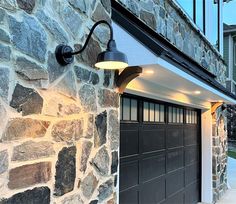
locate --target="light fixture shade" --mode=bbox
[95,40,128,70]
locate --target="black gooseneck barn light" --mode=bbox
[55,20,128,69]
[55,20,142,93]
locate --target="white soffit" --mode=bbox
[113,22,236,109]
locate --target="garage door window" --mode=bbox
[186,109,198,124]
[120,97,138,121]
[143,101,165,122]
[168,106,184,123]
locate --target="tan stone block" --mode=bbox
[2,118,50,141]
[8,162,51,189]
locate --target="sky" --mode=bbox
[223,0,236,25]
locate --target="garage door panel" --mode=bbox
[167,148,184,172]
[120,188,139,204]
[161,191,184,204]
[120,125,139,158]
[185,162,200,186]
[185,145,200,165]
[185,181,200,204]
[166,169,184,197]
[141,177,165,204]
[142,128,165,153]
[184,126,198,146]
[166,126,184,149]
[141,152,165,182]
[120,160,139,191]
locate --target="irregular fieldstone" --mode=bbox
[10,83,43,116]
[54,146,76,196]
[58,103,81,116]
[94,111,107,147]
[0,8,6,23]
[0,67,10,102]
[15,56,48,81]
[47,52,68,83]
[68,0,87,13]
[74,66,99,85]
[93,25,110,45]
[0,44,11,61]
[107,198,115,204]
[79,84,97,112]
[85,114,94,138]
[2,118,50,142]
[81,172,98,199]
[89,200,98,204]
[51,119,83,143]
[140,10,156,30]
[75,37,102,67]
[159,6,165,18]
[0,0,17,11]
[17,0,35,14]
[0,186,50,204]
[98,89,119,108]
[80,140,92,172]
[9,15,47,62]
[140,0,154,12]
[91,146,109,176]
[8,162,51,189]
[103,70,112,87]
[57,3,83,37]
[12,141,55,162]
[36,10,68,43]
[0,150,8,174]
[92,3,110,23]
[0,103,7,128]
[111,151,118,174]
[0,28,10,43]
[62,194,83,204]
[101,0,111,13]
[127,0,139,16]
[98,179,113,201]
[114,175,117,187]
[108,110,119,150]
[53,70,77,98]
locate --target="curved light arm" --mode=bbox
[66,20,113,57]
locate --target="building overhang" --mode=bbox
[112,1,236,109]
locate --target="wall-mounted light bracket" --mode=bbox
[115,66,142,94]
[55,45,74,66]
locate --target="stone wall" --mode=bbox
[115,0,227,86]
[212,104,228,202]
[0,0,118,204]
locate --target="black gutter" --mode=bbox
[111,0,236,101]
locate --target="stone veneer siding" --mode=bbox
[0,0,118,204]
[116,0,227,87]
[212,105,228,202]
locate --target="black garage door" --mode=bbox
[119,94,201,204]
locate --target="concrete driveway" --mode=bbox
[228,157,236,189]
[217,157,236,204]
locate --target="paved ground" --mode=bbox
[217,189,236,204]
[217,157,236,204]
[228,157,236,189]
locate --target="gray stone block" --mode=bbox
[9,15,47,62]
[54,146,76,196]
[36,10,68,43]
